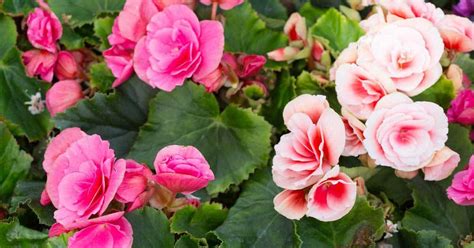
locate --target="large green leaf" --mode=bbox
[223,2,287,55]
[125,207,174,248]
[366,167,412,206]
[49,0,125,27]
[310,8,364,53]
[214,169,299,248]
[171,203,228,238]
[249,0,287,20]
[1,0,37,15]
[296,197,385,247]
[128,83,272,195]
[389,229,454,248]
[0,14,17,58]
[401,177,473,244]
[9,181,55,226]
[412,76,455,110]
[55,76,158,158]
[0,123,32,201]
[0,218,48,247]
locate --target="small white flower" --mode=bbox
[25,92,45,115]
[384,220,399,239]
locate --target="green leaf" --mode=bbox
[174,235,207,248]
[0,218,48,247]
[299,2,326,26]
[60,25,85,50]
[0,48,53,140]
[248,0,287,20]
[1,0,36,15]
[125,207,174,248]
[401,177,472,244]
[0,14,18,59]
[223,2,288,55]
[128,82,272,195]
[89,62,115,92]
[94,17,114,51]
[310,8,364,53]
[412,76,455,109]
[263,70,296,130]
[55,76,157,158]
[366,167,412,206]
[0,123,32,201]
[296,197,385,248]
[454,54,474,83]
[171,203,228,238]
[393,229,454,248]
[10,181,55,226]
[295,71,340,111]
[214,169,299,248]
[446,124,474,176]
[49,0,125,27]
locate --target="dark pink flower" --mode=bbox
[447,156,474,205]
[26,8,62,53]
[447,89,474,125]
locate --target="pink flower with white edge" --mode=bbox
[284,13,307,42]
[45,80,84,117]
[437,15,474,53]
[378,0,444,24]
[306,165,357,222]
[341,108,367,157]
[26,8,62,53]
[329,42,358,81]
[273,95,345,190]
[422,146,460,181]
[267,47,301,62]
[274,189,308,220]
[42,129,126,229]
[363,93,448,172]
[134,4,224,91]
[55,51,80,80]
[22,49,57,82]
[153,145,215,194]
[356,18,444,97]
[116,160,154,211]
[199,0,243,10]
[447,156,474,206]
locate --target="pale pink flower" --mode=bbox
[153,145,215,194]
[116,160,154,211]
[329,42,358,81]
[395,170,419,179]
[199,0,243,10]
[446,64,465,92]
[378,0,444,24]
[447,89,474,125]
[26,8,62,53]
[43,130,126,229]
[437,15,474,53]
[284,13,307,42]
[447,156,474,206]
[341,108,367,157]
[363,93,448,172]
[267,47,301,62]
[45,80,84,117]
[273,189,308,220]
[134,5,224,91]
[306,165,357,222]
[273,95,345,190]
[422,147,460,181]
[154,0,196,9]
[22,49,57,82]
[55,51,80,81]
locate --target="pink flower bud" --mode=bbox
[284,13,307,42]
[194,66,226,92]
[116,160,153,211]
[312,40,324,62]
[45,80,84,117]
[267,47,301,62]
[22,49,57,82]
[153,145,215,194]
[447,64,465,92]
[199,0,244,10]
[237,54,266,78]
[422,146,460,181]
[26,8,62,53]
[447,89,474,125]
[55,51,80,80]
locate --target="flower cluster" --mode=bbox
[41,128,214,247]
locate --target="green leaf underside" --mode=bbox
[55,76,158,158]
[128,82,272,195]
[125,207,174,248]
[297,197,385,248]
[215,169,299,248]
[49,0,125,27]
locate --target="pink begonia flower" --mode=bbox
[329,42,358,81]
[356,18,444,97]
[312,40,324,62]
[363,93,448,172]
[359,7,387,33]
[22,49,57,82]
[54,51,80,81]
[199,0,244,10]
[437,15,474,53]
[194,65,226,92]
[236,54,266,78]
[154,0,196,10]
[273,189,308,220]
[134,5,224,91]
[26,8,62,53]
[267,47,301,62]
[447,89,474,125]
[153,145,215,194]
[117,0,159,43]
[422,147,460,181]
[273,95,345,190]
[42,129,126,229]
[306,165,357,222]
[284,13,307,42]
[341,108,367,157]
[335,63,394,120]
[69,216,133,248]
[378,0,444,24]
[45,80,84,117]
[116,160,154,211]
[447,155,474,206]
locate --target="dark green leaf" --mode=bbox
[125,207,174,248]
[0,218,48,247]
[295,71,340,111]
[249,0,287,20]
[49,0,125,27]
[215,169,299,248]
[171,203,228,238]
[263,70,296,130]
[0,14,17,60]
[55,76,157,158]
[446,124,474,176]
[390,229,454,248]
[128,83,272,195]
[297,197,385,248]
[366,167,412,206]
[310,8,364,53]
[1,0,36,15]
[89,62,115,92]
[60,25,85,50]
[412,76,455,110]
[9,181,55,226]
[299,2,326,26]
[0,123,32,201]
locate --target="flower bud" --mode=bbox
[45,80,84,117]
[55,51,80,80]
